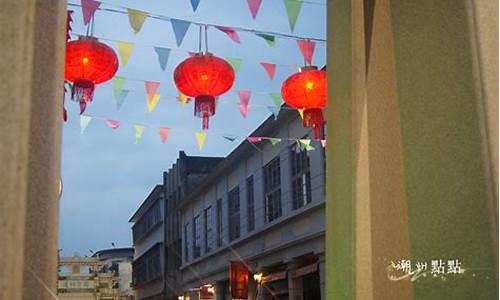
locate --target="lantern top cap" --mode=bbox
[300,65,319,72]
[77,36,98,42]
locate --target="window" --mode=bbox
[246,176,255,232]
[132,243,162,286]
[291,142,312,209]
[204,206,213,253]
[228,187,240,241]
[216,198,223,247]
[184,222,189,262]
[264,157,282,222]
[132,200,162,243]
[193,215,201,258]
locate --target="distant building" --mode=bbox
[57,248,134,300]
[129,152,223,300]
[178,109,326,300]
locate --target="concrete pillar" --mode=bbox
[318,255,325,300]
[215,281,224,300]
[0,1,66,300]
[326,0,498,299]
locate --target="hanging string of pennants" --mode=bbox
[69,0,327,40]
[77,114,326,151]
[70,31,315,73]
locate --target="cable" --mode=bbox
[67,1,326,42]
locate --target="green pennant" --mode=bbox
[299,139,315,151]
[269,93,283,107]
[113,77,125,99]
[268,138,282,145]
[283,0,303,32]
[226,57,242,73]
[256,33,276,48]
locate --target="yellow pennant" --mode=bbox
[117,41,134,66]
[195,131,207,150]
[298,108,304,119]
[133,124,145,144]
[177,92,190,105]
[127,9,148,34]
[146,93,161,112]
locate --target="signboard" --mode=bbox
[262,271,286,283]
[230,261,249,299]
[200,286,214,299]
[290,263,318,278]
[58,279,95,289]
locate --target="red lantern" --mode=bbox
[230,261,249,299]
[281,66,327,139]
[174,52,235,129]
[65,36,118,113]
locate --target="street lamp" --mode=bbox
[253,273,263,300]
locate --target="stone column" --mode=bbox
[326,0,498,299]
[287,262,303,300]
[0,1,66,300]
[215,281,225,300]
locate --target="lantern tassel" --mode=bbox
[195,95,216,130]
[71,79,95,104]
[303,108,325,139]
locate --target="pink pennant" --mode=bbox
[159,128,169,144]
[247,137,262,143]
[239,104,249,118]
[188,51,197,57]
[260,62,276,80]
[81,0,101,26]
[297,40,316,65]
[238,91,251,118]
[145,81,160,100]
[106,119,120,129]
[216,26,241,44]
[321,139,327,148]
[246,0,262,19]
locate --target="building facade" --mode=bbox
[179,109,326,300]
[130,152,223,300]
[57,248,134,300]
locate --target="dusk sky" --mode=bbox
[59,0,326,257]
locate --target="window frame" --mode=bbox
[263,156,282,223]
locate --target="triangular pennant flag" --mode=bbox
[158,128,169,144]
[115,89,129,110]
[113,76,125,99]
[267,106,280,119]
[146,94,161,112]
[177,92,191,105]
[106,119,120,130]
[223,135,237,142]
[81,0,100,26]
[145,81,160,100]
[154,47,171,71]
[190,0,201,11]
[80,115,92,134]
[283,0,303,32]
[117,41,134,66]
[260,63,276,80]
[247,0,262,19]
[268,137,282,145]
[171,19,191,47]
[297,39,316,65]
[298,108,304,119]
[127,9,148,34]
[238,91,251,118]
[247,137,263,143]
[195,131,207,150]
[320,139,327,148]
[299,139,315,151]
[215,26,241,44]
[269,93,283,107]
[256,33,276,47]
[226,57,242,73]
[133,124,145,144]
